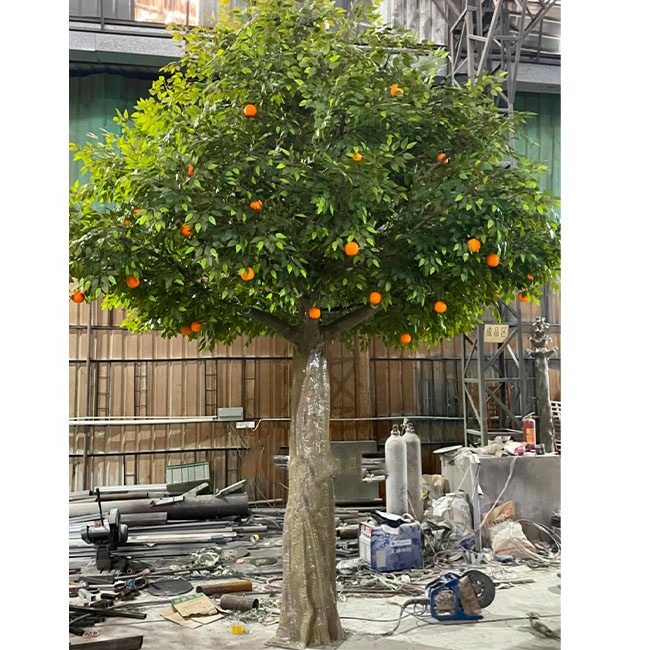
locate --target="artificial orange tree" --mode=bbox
[69,0,560,646]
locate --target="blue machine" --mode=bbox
[425,570,495,621]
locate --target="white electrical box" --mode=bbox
[217,407,244,421]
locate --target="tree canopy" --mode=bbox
[70,0,560,352]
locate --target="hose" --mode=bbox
[380,596,429,636]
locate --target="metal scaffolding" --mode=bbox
[461,300,534,446]
[432,0,560,115]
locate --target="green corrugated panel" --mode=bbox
[514,92,561,200]
[69,74,153,185]
[69,75,561,203]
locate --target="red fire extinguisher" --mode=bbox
[522,413,536,445]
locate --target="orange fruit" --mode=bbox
[123,219,131,227]
[518,292,530,302]
[190,321,202,332]
[240,267,255,281]
[133,208,140,215]
[400,333,412,344]
[181,325,192,336]
[369,291,382,305]
[344,241,359,256]
[71,290,85,304]
[467,238,481,253]
[308,307,321,319]
[390,84,403,97]
[527,273,534,280]
[249,200,263,211]
[486,253,500,267]
[434,300,447,314]
[352,152,363,162]
[187,164,194,177]
[436,153,448,164]
[244,104,257,117]
[181,223,193,237]
[126,275,140,289]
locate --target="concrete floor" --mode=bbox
[70,565,561,649]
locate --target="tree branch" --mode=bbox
[245,308,300,345]
[322,304,379,343]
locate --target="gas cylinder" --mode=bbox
[522,414,536,445]
[403,421,423,521]
[385,424,408,516]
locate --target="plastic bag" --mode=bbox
[490,521,536,558]
[429,491,472,538]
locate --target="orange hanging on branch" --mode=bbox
[308,307,321,320]
[369,291,382,305]
[400,333,412,344]
[181,223,193,237]
[486,253,500,268]
[390,83,403,97]
[249,200,263,211]
[126,275,140,289]
[181,325,192,336]
[436,153,449,164]
[518,292,530,303]
[190,321,202,332]
[187,164,194,177]
[434,300,447,314]
[344,241,359,256]
[352,151,363,162]
[240,267,255,281]
[244,104,257,117]
[71,290,85,304]
[467,238,481,253]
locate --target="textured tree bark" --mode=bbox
[273,346,346,648]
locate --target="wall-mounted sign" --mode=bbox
[483,324,509,343]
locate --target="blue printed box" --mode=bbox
[359,520,423,572]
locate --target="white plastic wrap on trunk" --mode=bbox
[385,425,408,516]
[403,421,423,521]
[274,348,345,648]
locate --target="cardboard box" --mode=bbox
[359,519,423,572]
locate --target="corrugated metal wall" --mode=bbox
[514,93,561,199]
[69,73,561,499]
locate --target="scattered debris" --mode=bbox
[70,469,560,641]
[527,611,561,640]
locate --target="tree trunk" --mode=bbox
[273,346,346,648]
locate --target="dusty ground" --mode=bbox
[69,563,561,649]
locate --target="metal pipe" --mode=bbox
[69,493,249,520]
[69,446,248,458]
[219,594,259,612]
[69,415,463,427]
[82,304,94,490]
[90,483,168,493]
[197,580,253,596]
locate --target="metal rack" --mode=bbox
[460,300,534,446]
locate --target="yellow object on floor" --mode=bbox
[230,620,245,634]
